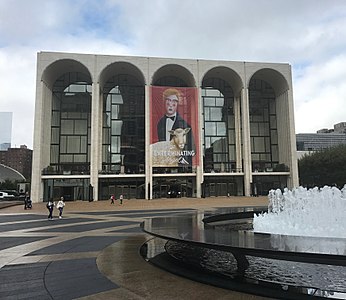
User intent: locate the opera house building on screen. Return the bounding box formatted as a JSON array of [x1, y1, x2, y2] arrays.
[[31, 52, 298, 202]]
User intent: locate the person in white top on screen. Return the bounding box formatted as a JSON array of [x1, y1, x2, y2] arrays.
[[57, 197, 65, 219]]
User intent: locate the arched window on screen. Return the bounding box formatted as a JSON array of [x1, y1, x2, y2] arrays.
[[202, 78, 235, 173], [248, 79, 278, 172], [50, 72, 92, 174], [102, 74, 145, 174]]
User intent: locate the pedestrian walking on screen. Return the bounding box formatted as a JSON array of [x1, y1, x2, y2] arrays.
[[46, 200, 55, 220], [19, 189, 26, 210], [119, 194, 123, 205], [110, 194, 115, 204], [25, 191, 32, 209], [57, 197, 65, 219]]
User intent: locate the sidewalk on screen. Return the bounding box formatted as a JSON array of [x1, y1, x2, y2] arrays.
[[0, 196, 268, 214], [0, 196, 270, 299]]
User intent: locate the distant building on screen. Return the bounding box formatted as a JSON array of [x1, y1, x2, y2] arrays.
[[334, 122, 346, 133], [296, 122, 346, 159], [0, 112, 12, 150], [296, 133, 346, 151], [0, 145, 32, 180]]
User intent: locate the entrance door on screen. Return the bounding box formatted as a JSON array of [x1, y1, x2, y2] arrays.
[[209, 183, 216, 197], [62, 187, 73, 201], [216, 183, 227, 196]]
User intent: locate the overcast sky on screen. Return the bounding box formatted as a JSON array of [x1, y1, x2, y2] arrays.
[[1, 0, 346, 148]]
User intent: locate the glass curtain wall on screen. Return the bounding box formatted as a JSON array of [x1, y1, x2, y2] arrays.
[[248, 79, 278, 172], [50, 72, 92, 175], [102, 75, 145, 174], [202, 78, 235, 173]]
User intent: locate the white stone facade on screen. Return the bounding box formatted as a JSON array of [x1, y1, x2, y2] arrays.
[[31, 51, 299, 202]]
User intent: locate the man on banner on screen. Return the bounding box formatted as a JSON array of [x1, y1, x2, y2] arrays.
[[156, 88, 195, 165]]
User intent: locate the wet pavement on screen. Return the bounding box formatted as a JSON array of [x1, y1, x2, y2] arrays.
[[0, 197, 271, 300]]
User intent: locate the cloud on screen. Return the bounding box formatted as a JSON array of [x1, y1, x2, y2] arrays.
[[1, 0, 346, 147], [294, 54, 346, 133]]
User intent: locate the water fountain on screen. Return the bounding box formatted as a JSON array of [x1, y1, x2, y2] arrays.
[[253, 185, 346, 238], [141, 186, 346, 299]]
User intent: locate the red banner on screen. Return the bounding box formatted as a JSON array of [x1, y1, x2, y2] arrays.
[[150, 86, 199, 167]]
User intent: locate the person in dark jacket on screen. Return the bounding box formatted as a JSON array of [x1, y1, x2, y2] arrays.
[[46, 200, 55, 220], [156, 88, 195, 165]]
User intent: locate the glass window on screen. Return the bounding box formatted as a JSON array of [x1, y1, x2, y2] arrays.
[[205, 122, 217, 136], [249, 78, 278, 168], [217, 122, 226, 136], [102, 145, 110, 162], [74, 154, 86, 163], [205, 137, 211, 149], [61, 120, 74, 134], [102, 76, 145, 174], [112, 94, 123, 104], [270, 116, 277, 128], [204, 97, 215, 106], [111, 105, 120, 119], [215, 98, 224, 106], [250, 123, 259, 136], [103, 128, 110, 143], [259, 123, 269, 136], [75, 120, 87, 134], [60, 154, 73, 163], [67, 136, 80, 153], [111, 136, 120, 153], [52, 96, 60, 110], [80, 136, 87, 153], [271, 130, 278, 144], [60, 136, 67, 153], [50, 145, 59, 163], [111, 120, 123, 135], [253, 137, 265, 152], [51, 128, 59, 144], [272, 145, 279, 161], [50, 72, 91, 172], [228, 130, 235, 144], [205, 89, 220, 97], [202, 79, 235, 173], [106, 96, 111, 111], [111, 154, 121, 163], [210, 107, 222, 121], [52, 111, 60, 126], [204, 108, 210, 121]]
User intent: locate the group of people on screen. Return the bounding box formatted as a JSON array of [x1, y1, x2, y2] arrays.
[[110, 194, 123, 205], [46, 196, 65, 220]]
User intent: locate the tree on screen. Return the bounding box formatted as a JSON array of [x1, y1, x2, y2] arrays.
[[0, 179, 20, 190], [298, 144, 346, 188]]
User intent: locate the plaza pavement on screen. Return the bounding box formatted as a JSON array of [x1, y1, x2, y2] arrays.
[[0, 196, 272, 300]]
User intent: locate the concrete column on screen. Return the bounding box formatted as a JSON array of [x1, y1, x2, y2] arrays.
[[145, 85, 152, 200], [31, 80, 45, 203], [195, 86, 203, 198], [234, 95, 242, 172], [241, 88, 252, 196], [287, 90, 299, 188], [277, 91, 299, 189], [90, 82, 100, 201]]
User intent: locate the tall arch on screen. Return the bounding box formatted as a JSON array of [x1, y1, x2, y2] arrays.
[[40, 59, 93, 201], [98, 62, 146, 199], [42, 59, 92, 89], [151, 64, 196, 87], [150, 64, 197, 198], [201, 67, 244, 196], [248, 68, 292, 195]]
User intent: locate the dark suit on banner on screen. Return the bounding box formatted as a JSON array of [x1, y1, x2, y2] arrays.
[[157, 112, 195, 165]]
